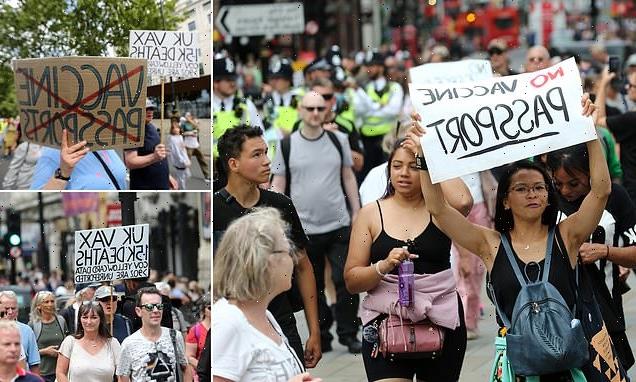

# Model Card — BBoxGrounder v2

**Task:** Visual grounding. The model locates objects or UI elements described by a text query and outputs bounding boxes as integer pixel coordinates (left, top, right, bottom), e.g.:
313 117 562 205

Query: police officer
264 58 301 137
352 51 403 178
213 54 263 159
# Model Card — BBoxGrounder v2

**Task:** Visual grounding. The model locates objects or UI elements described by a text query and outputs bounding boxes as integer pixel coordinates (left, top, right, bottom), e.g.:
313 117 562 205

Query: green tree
0 0 183 112
0 65 17 117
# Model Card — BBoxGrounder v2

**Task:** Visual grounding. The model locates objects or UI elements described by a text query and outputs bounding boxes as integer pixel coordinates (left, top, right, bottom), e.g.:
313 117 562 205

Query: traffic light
5 209 21 258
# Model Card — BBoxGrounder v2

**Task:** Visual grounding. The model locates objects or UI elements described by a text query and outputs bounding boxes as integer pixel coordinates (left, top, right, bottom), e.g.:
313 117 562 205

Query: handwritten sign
409 57 596 183
129 30 199 79
409 59 493 85
13 57 147 150
74 224 149 283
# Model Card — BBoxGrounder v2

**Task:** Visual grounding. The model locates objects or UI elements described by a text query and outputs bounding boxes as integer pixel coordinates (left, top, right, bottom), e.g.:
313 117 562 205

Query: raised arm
402 118 499 270
559 94 611 263
440 177 473 217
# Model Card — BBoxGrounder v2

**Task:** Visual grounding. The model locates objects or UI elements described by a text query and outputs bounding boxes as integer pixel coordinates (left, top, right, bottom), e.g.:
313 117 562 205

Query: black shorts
361 294 467 382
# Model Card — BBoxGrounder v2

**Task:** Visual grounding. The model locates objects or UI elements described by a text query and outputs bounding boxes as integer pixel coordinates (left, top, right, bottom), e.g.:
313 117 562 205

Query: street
296 277 636 381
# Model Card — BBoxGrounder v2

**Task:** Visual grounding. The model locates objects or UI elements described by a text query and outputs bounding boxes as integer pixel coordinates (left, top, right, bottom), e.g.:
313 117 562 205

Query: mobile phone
609 55 621 74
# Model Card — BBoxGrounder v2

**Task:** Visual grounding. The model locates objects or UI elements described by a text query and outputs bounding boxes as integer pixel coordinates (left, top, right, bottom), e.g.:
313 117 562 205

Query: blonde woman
28 291 67 382
213 207 321 382
56 302 120 382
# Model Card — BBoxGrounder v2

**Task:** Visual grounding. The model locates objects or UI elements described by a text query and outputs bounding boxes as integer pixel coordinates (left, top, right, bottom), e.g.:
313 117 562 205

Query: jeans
306 226 360 343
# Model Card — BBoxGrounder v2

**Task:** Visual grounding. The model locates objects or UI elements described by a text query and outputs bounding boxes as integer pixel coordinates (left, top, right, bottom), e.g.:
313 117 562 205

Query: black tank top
369 200 451 275
489 226 577 325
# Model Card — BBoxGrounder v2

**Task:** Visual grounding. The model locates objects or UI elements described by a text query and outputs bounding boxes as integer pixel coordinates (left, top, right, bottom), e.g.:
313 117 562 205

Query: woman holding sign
344 138 472 381
403 95 624 380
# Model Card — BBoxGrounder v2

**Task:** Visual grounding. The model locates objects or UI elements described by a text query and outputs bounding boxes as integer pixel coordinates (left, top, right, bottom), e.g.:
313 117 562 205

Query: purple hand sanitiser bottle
398 246 414 307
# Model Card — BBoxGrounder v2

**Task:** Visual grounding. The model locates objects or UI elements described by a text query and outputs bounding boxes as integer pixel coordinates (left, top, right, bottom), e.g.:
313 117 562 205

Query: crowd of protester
213 35 636 381
0 267 210 382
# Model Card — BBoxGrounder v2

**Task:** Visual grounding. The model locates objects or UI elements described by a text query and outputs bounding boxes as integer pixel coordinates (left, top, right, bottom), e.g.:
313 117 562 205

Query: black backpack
490 226 589 376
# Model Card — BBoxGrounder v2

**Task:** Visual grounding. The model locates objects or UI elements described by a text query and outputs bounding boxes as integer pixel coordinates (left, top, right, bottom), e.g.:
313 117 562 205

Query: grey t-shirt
272 129 353 235
116 328 187 382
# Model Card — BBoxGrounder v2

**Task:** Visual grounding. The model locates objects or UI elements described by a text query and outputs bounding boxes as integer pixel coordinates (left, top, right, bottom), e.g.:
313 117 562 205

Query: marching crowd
213 37 636 382
0 269 210 382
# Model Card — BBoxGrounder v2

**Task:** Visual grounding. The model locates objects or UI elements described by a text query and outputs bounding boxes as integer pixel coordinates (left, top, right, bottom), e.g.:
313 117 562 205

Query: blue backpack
492 226 589 376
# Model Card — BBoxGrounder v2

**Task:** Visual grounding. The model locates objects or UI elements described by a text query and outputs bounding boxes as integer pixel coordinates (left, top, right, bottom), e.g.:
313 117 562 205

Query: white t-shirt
59 336 121 382
213 298 304 381
116 328 187 382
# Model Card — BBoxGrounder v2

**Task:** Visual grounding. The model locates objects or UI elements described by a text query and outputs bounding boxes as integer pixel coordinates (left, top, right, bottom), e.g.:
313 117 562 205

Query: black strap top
489 227 577 325
369 200 451 275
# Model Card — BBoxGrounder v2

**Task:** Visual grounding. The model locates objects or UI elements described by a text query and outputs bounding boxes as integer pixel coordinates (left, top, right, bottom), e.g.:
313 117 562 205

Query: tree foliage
0 0 183 115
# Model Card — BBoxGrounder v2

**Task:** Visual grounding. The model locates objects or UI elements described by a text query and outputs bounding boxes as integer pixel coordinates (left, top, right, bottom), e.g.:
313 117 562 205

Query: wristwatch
414 155 428 171
54 168 71 181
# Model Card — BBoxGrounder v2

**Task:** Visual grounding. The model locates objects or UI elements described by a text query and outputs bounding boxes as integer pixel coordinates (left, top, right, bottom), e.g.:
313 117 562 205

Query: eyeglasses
321 93 334 101
528 57 546 63
488 47 504 56
139 303 164 312
509 183 548 195
302 106 326 112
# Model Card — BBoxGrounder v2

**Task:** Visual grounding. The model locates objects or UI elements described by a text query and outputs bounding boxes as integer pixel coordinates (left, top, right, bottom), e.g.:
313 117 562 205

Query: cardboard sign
409 59 493 85
129 30 199 79
13 57 147 150
74 224 149 283
409 57 597 183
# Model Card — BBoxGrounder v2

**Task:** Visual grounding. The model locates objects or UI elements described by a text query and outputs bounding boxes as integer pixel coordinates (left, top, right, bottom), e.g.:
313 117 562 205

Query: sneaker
467 330 479 340
339 337 362 354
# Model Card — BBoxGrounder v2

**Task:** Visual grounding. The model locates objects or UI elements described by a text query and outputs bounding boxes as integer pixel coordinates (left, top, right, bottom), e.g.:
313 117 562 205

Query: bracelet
373 261 387 277
606 245 611 260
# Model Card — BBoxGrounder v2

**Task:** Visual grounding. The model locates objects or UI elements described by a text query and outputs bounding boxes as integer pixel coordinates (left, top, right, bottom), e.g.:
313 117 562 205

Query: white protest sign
409 59 493 85
408 57 597 183
74 224 149 284
129 30 199 79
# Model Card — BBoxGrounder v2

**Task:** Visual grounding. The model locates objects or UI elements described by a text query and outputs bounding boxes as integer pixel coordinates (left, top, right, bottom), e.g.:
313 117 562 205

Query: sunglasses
321 93 334 101
303 106 326 112
139 303 164 312
488 47 504 56
98 297 117 303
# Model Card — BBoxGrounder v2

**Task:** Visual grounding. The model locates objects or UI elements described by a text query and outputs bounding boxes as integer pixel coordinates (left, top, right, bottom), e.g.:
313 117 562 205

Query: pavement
296 273 636 381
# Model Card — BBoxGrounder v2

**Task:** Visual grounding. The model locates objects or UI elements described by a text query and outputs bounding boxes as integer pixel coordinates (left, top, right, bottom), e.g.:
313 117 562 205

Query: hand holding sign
402 113 425 157
60 129 89 179
153 143 167 161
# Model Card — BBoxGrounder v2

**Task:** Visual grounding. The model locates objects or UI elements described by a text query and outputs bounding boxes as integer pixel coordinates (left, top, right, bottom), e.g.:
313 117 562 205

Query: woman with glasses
186 294 210 381
404 95 618 380
213 207 321 382
546 143 636 371
344 138 472 382
28 291 67 382
55 302 121 382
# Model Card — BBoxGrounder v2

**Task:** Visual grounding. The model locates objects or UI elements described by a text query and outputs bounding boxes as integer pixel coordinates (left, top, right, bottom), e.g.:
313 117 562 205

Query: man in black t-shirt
213 125 322 368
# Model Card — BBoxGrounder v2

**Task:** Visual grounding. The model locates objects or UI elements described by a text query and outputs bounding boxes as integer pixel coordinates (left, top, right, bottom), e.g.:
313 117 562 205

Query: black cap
364 50 385 66
305 58 332 75
325 45 343 67
269 58 294 80
213 54 237 80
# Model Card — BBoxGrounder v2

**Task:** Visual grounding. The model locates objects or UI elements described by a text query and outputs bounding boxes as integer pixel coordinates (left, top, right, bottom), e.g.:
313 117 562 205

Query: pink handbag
378 314 445 359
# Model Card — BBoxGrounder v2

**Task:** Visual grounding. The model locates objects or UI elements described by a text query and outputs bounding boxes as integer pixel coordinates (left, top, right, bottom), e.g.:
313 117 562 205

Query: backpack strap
499 226 555 286
541 226 556 283
280 136 291 196
487 273 511 329
92 152 121 190
324 130 346 199
499 232 529 287
170 329 182 382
